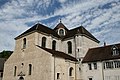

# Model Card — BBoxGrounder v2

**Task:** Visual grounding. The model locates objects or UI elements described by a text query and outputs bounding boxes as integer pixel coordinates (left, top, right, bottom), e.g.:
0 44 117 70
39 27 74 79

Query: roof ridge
69 26 83 31
54 22 69 30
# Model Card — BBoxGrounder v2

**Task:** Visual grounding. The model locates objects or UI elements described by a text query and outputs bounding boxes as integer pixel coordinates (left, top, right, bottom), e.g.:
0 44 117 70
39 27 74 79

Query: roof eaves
36 45 77 61
15 30 37 40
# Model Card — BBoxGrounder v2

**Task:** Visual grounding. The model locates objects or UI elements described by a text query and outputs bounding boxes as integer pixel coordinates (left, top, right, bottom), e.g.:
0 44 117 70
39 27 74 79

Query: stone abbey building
3 22 120 80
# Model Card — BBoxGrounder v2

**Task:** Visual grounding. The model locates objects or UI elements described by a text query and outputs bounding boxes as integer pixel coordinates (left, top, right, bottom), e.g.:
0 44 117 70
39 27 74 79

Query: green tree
0 50 13 58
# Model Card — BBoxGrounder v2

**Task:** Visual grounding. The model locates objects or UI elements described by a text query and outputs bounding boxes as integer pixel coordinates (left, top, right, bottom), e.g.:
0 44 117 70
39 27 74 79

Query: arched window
29 64 32 75
14 66 17 76
19 76 24 80
23 38 26 49
52 40 56 50
67 41 72 54
42 37 46 48
69 67 73 76
59 29 64 36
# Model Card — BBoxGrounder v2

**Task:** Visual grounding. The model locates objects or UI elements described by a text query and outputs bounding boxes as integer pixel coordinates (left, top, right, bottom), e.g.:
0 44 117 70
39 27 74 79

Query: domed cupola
54 20 68 37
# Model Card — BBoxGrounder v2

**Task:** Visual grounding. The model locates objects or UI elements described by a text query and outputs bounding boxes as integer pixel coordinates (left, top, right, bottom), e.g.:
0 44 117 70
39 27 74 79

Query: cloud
58 0 66 3
0 0 120 51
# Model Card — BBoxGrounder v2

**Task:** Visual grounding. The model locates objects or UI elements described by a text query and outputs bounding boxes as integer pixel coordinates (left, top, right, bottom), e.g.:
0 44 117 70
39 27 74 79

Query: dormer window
112 45 119 56
59 29 65 36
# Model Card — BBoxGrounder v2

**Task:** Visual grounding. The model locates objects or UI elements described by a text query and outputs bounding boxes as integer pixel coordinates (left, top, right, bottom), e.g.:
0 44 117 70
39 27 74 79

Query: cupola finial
104 41 106 46
60 18 62 23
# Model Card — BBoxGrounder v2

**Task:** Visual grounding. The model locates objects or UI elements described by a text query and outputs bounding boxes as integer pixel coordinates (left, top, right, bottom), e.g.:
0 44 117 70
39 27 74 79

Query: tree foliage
0 50 13 58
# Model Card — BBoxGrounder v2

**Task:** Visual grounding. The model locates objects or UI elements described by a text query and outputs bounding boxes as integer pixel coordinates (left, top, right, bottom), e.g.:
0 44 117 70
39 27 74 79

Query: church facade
3 22 120 80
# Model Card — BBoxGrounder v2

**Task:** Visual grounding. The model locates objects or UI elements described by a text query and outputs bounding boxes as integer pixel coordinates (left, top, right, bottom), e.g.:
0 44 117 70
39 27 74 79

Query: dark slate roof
15 23 60 39
62 26 99 43
82 43 120 63
37 45 78 61
0 58 6 71
15 23 99 43
54 22 69 31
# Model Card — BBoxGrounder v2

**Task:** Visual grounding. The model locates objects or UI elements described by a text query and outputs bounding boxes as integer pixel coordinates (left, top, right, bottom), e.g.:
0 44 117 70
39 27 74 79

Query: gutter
101 61 104 80
74 36 77 80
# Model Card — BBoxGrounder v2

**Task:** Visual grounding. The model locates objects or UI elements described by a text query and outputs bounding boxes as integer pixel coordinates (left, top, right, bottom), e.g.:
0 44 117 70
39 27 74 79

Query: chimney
104 42 106 46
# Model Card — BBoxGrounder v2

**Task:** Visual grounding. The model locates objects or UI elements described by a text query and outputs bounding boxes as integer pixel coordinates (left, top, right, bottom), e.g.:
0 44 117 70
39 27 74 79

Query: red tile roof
82 43 120 63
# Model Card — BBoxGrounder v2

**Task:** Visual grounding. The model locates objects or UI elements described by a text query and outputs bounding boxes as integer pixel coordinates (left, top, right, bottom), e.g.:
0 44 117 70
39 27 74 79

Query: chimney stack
104 42 106 46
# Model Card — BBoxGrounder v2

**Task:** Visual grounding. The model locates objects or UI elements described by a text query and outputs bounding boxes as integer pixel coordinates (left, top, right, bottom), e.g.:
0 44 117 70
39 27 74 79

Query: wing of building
82 43 120 80
3 21 102 80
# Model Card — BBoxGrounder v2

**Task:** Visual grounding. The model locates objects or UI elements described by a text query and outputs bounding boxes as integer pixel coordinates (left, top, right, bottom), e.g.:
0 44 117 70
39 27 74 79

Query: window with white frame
112 46 119 56
59 29 65 36
93 63 97 69
104 61 120 69
88 63 92 70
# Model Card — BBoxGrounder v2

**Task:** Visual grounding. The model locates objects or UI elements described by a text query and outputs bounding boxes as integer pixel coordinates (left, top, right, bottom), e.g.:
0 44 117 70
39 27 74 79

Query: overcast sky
0 0 120 52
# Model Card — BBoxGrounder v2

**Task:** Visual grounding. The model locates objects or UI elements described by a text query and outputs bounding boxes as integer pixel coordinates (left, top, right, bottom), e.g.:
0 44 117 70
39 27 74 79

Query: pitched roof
54 22 69 31
0 58 6 71
82 43 120 63
36 45 77 61
62 26 99 43
15 23 60 39
15 23 99 43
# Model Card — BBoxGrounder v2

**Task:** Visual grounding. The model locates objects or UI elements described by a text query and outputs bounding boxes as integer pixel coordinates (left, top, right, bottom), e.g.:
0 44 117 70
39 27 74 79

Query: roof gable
15 23 60 39
54 22 69 31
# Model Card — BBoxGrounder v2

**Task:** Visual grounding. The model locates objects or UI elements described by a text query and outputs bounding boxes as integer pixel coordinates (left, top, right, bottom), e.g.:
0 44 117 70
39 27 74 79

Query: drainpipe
54 56 55 80
101 61 104 80
74 36 77 80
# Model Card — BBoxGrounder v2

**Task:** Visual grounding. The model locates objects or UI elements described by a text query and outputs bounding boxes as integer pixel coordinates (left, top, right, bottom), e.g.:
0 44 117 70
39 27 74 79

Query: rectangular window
1 72 3 77
14 66 17 76
105 62 114 69
93 63 97 69
88 63 92 70
29 64 32 75
104 61 120 69
57 73 60 79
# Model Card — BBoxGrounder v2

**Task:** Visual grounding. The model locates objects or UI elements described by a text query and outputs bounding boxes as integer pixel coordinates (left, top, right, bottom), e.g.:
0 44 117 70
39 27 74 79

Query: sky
0 0 120 52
